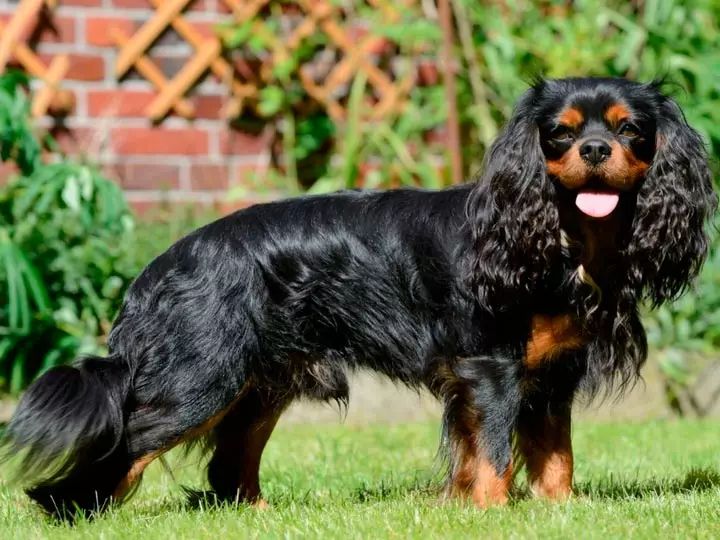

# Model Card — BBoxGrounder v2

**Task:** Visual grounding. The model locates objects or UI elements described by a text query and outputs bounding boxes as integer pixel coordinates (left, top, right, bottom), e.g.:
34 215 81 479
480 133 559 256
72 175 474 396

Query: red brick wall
0 0 274 215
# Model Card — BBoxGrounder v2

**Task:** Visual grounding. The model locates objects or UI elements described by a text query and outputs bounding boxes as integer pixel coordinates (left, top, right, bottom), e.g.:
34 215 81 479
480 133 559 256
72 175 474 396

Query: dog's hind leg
206 388 286 506
115 388 252 504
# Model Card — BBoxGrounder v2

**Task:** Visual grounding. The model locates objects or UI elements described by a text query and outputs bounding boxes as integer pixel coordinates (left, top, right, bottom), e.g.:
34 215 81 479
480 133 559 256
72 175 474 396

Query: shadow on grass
575 467 720 500
180 487 260 510
27 467 720 526
177 477 439 510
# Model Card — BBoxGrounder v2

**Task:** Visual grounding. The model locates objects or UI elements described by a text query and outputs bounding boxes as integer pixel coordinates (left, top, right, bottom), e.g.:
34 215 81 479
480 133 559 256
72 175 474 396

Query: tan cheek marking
546 148 588 189
603 141 650 186
525 314 584 369
605 103 631 128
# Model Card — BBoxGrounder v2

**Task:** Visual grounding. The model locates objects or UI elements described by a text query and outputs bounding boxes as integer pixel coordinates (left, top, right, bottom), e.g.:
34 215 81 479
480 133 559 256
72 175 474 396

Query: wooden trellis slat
0 0 72 118
293 0 413 120
145 0 258 121
115 0 192 78
0 0 45 71
146 40 220 120
31 54 68 118
110 27 195 118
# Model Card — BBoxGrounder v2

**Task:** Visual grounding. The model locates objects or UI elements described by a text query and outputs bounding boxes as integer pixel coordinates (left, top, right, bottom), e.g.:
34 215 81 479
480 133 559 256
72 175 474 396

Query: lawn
0 420 718 539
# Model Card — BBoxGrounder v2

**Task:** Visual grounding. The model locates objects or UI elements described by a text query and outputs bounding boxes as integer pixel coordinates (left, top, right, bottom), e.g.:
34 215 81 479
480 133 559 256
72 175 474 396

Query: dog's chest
524 314 585 368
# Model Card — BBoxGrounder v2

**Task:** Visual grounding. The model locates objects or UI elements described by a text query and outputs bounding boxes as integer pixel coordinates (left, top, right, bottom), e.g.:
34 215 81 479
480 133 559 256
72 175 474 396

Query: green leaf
10 354 25 395
16 250 50 314
78 165 94 201
62 174 81 212
258 86 285 117
222 21 253 48
340 71 368 190
0 337 17 367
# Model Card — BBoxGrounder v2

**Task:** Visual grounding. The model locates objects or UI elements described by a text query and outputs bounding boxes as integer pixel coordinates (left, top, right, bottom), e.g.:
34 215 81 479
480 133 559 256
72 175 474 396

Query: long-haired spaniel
2 77 717 519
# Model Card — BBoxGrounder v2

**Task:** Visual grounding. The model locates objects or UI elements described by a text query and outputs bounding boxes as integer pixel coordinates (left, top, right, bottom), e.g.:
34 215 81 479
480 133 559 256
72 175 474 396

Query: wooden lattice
0 0 74 118
112 0 415 122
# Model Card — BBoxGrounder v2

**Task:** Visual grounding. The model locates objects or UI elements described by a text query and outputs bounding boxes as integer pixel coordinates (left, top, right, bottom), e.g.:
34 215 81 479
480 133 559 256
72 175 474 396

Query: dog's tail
1 354 133 519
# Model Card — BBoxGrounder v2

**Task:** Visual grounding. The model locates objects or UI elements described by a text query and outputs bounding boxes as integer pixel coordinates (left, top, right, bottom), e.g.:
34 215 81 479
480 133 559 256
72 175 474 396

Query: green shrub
0 72 136 394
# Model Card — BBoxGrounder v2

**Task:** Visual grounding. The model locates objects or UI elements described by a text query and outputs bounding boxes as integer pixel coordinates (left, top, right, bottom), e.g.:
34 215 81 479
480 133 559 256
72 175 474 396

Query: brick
112 127 210 155
187 0 216 11
37 53 105 81
109 0 212 9
128 199 165 217
231 161 269 190
63 0 103 5
219 1 297 15
0 14 76 45
417 60 439 86
193 94 224 119
85 16 137 47
88 90 155 117
109 0 151 8
219 127 272 156
129 199 214 219
190 164 229 190
90 90 224 119
48 126 97 155
194 21 217 40
109 162 181 190
38 15 76 44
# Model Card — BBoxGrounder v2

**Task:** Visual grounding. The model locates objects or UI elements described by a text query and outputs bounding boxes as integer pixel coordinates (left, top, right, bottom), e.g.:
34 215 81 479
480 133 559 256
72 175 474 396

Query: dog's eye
552 127 574 142
619 124 639 138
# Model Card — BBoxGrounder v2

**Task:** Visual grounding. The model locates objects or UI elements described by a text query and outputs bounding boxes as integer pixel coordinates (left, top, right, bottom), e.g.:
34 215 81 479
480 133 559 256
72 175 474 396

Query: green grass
1 420 719 539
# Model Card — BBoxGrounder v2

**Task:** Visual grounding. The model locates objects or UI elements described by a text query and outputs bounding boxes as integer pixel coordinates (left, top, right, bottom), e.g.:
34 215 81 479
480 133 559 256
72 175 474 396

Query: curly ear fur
464 88 561 313
626 93 718 306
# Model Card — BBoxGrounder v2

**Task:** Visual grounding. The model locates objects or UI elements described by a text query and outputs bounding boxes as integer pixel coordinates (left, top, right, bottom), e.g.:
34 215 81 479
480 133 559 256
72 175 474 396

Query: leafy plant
0 71 136 394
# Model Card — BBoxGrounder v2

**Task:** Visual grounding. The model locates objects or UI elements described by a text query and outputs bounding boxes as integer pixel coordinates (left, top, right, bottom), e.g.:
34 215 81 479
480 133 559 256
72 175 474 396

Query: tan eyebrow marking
605 103 631 127
558 107 584 128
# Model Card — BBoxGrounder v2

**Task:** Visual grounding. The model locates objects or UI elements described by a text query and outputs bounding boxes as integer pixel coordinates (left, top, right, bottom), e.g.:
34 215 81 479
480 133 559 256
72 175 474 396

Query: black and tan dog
3 77 716 519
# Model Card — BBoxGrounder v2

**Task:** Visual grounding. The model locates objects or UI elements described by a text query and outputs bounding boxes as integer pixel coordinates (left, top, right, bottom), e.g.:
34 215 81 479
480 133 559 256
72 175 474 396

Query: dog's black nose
579 139 612 165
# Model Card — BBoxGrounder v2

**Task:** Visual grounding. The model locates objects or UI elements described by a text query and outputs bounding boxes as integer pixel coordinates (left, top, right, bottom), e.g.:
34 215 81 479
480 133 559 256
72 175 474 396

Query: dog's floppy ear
463 86 561 313
627 91 718 306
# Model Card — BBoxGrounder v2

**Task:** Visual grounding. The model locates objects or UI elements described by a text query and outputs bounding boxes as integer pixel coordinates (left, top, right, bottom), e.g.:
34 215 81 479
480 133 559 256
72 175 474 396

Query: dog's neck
560 204 634 284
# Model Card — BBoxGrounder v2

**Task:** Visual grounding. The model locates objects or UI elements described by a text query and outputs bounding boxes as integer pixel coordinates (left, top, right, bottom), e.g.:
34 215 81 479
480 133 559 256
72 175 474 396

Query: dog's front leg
444 354 522 508
517 401 573 500
515 361 581 501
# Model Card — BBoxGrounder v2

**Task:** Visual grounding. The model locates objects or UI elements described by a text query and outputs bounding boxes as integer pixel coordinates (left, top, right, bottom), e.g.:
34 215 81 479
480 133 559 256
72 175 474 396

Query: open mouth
575 190 620 218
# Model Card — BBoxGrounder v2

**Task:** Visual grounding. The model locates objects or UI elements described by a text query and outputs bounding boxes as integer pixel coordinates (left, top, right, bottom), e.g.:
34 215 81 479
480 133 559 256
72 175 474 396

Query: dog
2 77 717 519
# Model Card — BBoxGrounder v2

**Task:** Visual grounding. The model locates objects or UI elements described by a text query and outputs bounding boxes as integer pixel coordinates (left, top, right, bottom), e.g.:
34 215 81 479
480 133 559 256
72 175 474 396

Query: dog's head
465 77 717 312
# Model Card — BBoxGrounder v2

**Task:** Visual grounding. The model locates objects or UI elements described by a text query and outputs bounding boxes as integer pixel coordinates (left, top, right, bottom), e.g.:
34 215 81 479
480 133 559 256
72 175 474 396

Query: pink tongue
575 191 619 218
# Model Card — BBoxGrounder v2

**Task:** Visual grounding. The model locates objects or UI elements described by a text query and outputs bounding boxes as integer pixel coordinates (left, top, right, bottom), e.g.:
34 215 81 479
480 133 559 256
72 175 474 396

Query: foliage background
0 0 718 414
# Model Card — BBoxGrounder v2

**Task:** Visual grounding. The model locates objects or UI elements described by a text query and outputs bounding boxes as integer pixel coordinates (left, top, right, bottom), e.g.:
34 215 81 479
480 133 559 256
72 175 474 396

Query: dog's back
2 184 474 518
